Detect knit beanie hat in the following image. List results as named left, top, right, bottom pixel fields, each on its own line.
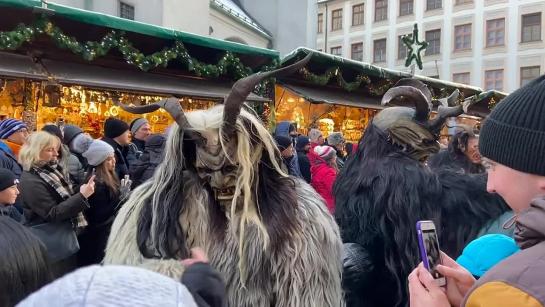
left=0, top=119, right=27, bottom=139
left=275, top=135, right=292, bottom=151
left=327, top=132, right=345, bottom=146
left=18, top=265, right=197, bottom=307
left=296, top=135, right=311, bottom=151
left=130, top=118, right=149, bottom=135
left=70, top=133, right=93, bottom=154
left=62, top=124, right=83, bottom=145
left=480, top=74, right=545, bottom=176
left=0, top=168, right=18, bottom=191
left=308, top=129, right=322, bottom=143
left=41, top=124, right=63, bottom=141
left=104, top=118, right=129, bottom=139
left=82, top=140, right=114, bottom=167
left=456, top=234, right=520, bottom=277
left=314, top=145, right=336, bottom=160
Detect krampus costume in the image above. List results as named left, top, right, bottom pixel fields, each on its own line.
left=335, top=79, right=509, bottom=307
left=103, top=55, right=344, bottom=307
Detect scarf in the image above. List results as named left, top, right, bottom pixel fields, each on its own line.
left=2, top=140, right=22, bottom=157
left=33, top=163, right=74, bottom=200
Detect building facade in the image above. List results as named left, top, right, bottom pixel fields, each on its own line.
left=317, top=0, right=545, bottom=93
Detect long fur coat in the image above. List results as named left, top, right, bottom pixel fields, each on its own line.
left=104, top=174, right=344, bottom=307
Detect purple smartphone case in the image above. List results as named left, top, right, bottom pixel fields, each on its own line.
left=416, top=220, right=432, bottom=270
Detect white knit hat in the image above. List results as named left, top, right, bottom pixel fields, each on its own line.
left=17, top=265, right=197, bottom=307
left=70, top=133, right=93, bottom=154
left=82, top=140, right=114, bottom=167
left=314, top=145, right=336, bottom=160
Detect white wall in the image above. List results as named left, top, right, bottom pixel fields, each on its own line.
left=162, top=0, right=209, bottom=35
left=209, top=8, right=269, bottom=48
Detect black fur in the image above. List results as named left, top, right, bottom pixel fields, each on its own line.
left=334, top=123, right=509, bottom=307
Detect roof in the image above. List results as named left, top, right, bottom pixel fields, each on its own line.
left=210, top=0, right=272, bottom=39
left=280, top=47, right=507, bottom=116
left=0, top=0, right=278, bottom=58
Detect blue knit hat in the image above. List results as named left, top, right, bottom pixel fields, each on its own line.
left=457, top=234, right=520, bottom=277
left=0, top=119, right=27, bottom=139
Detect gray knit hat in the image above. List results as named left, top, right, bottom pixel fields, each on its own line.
left=479, top=74, right=545, bottom=176
left=327, top=132, right=345, bottom=146
left=82, top=140, right=114, bottom=167
left=308, top=129, right=322, bottom=143
left=130, top=117, right=149, bottom=135
left=70, top=133, right=93, bottom=154
left=18, top=265, right=197, bottom=307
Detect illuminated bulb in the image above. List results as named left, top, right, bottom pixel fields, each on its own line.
left=88, top=101, right=98, bottom=114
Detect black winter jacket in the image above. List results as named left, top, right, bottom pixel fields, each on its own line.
left=102, top=137, right=130, bottom=179
left=130, top=134, right=165, bottom=187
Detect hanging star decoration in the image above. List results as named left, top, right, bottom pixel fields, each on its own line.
left=402, top=23, right=428, bottom=70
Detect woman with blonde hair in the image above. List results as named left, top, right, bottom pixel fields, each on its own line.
left=19, top=131, right=95, bottom=276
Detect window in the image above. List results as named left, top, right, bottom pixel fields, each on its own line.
left=331, top=46, right=342, bottom=56
left=425, top=29, right=441, bottom=55
left=426, top=0, right=442, bottom=11
left=375, top=0, right=387, bottom=22
left=398, top=35, right=408, bottom=59
left=486, top=18, right=505, bottom=47
left=374, top=39, right=387, bottom=62
left=454, top=24, right=472, bottom=51
left=352, top=4, right=364, bottom=26
left=453, top=72, right=470, bottom=85
left=332, top=9, right=343, bottom=31
left=119, top=2, right=134, bottom=20
left=521, top=66, right=540, bottom=86
left=351, top=43, right=364, bottom=61
left=399, top=0, right=413, bottom=16
left=317, top=13, right=323, bottom=33
left=485, top=69, right=504, bottom=91
left=455, top=0, right=472, bottom=4
left=522, top=13, right=541, bottom=43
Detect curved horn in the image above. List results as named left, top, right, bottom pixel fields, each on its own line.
left=434, top=89, right=460, bottom=107
left=222, top=52, right=313, bottom=136
left=395, top=78, right=432, bottom=102
left=381, top=86, right=432, bottom=122
left=113, top=97, right=191, bottom=129
left=426, top=105, right=463, bottom=133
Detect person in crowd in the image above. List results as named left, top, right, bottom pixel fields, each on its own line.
left=0, top=119, right=27, bottom=212
left=62, top=124, right=92, bottom=185
left=274, top=121, right=302, bottom=177
left=18, top=131, right=95, bottom=275
left=428, top=126, right=485, bottom=174
left=42, top=124, right=73, bottom=181
left=345, top=142, right=355, bottom=157
left=295, top=135, right=312, bottom=183
left=130, top=133, right=166, bottom=187
left=126, top=117, right=151, bottom=168
left=274, top=135, right=302, bottom=178
left=311, top=145, right=338, bottom=213
left=19, top=248, right=226, bottom=307
left=456, top=234, right=520, bottom=279
left=0, top=216, right=52, bottom=307
left=308, top=128, right=324, bottom=150
left=0, top=168, right=22, bottom=222
left=77, top=140, right=121, bottom=266
left=409, top=75, right=545, bottom=307
left=102, top=118, right=131, bottom=179
left=327, top=132, right=346, bottom=170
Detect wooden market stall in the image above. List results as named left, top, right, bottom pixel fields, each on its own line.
left=0, top=0, right=278, bottom=137
left=275, top=48, right=507, bottom=143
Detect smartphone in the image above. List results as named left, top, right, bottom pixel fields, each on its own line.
left=416, top=220, right=446, bottom=286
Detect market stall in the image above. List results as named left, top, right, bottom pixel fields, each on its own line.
left=276, top=48, right=507, bottom=143
left=0, top=0, right=278, bottom=136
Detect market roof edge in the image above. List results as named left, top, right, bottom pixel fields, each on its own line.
left=0, top=0, right=279, bottom=59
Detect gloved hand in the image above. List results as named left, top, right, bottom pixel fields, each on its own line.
left=120, top=175, right=132, bottom=200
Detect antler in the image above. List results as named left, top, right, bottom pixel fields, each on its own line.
left=113, top=96, right=192, bottom=129
left=222, top=52, right=313, bottom=137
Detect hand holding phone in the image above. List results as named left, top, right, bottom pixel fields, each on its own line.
left=416, top=220, right=446, bottom=286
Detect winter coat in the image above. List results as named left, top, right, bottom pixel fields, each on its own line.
left=0, top=204, right=23, bottom=222
left=126, top=138, right=145, bottom=169
left=130, top=134, right=165, bottom=187
left=463, top=197, right=545, bottom=306
left=20, top=170, right=89, bottom=226
left=67, top=152, right=87, bottom=185
left=310, top=158, right=337, bottom=213
left=0, top=142, right=23, bottom=211
left=274, top=122, right=303, bottom=178
left=297, top=150, right=311, bottom=183
left=102, top=137, right=130, bottom=179
left=79, top=180, right=120, bottom=266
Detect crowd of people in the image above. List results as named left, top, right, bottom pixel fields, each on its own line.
left=0, top=73, right=544, bottom=307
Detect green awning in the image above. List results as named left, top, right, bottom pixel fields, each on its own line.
left=0, top=0, right=278, bottom=58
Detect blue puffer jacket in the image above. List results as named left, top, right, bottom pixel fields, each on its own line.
left=274, top=122, right=303, bottom=178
